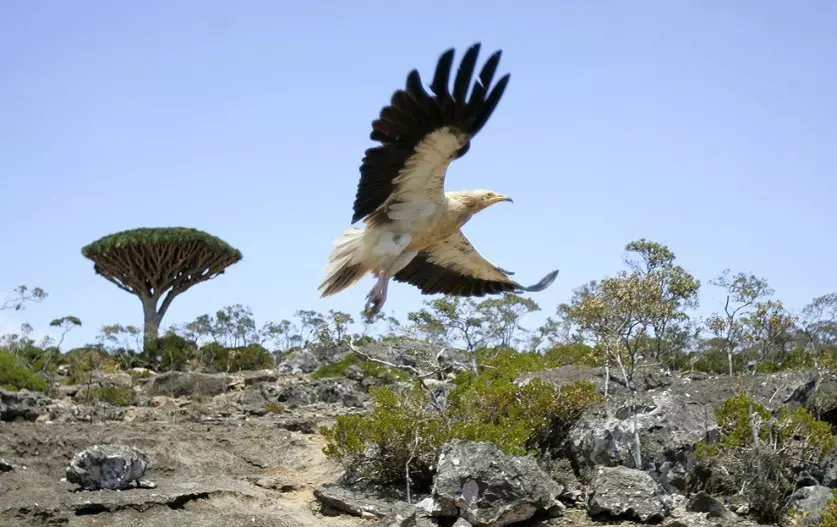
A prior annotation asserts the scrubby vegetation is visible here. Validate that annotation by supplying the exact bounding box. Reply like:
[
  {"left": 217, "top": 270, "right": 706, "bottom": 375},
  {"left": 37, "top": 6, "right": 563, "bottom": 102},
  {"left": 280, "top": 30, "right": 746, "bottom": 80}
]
[
  {"left": 695, "top": 393, "right": 835, "bottom": 522},
  {"left": 0, "top": 349, "right": 48, "bottom": 392},
  {"left": 320, "top": 348, "right": 603, "bottom": 490},
  {"left": 312, "top": 352, "right": 410, "bottom": 382}
]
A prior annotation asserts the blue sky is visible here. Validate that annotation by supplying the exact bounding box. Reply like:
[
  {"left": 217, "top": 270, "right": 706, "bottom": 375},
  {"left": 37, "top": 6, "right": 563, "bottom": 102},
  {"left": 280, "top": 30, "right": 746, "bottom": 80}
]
[{"left": 1, "top": 0, "right": 835, "bottom": 350}]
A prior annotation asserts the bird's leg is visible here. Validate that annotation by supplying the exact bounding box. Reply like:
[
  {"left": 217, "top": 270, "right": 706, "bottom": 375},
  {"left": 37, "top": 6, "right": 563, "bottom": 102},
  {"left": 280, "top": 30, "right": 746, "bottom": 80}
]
[{"left": 363, "top": 273, "right": 390, "bottom": 322}]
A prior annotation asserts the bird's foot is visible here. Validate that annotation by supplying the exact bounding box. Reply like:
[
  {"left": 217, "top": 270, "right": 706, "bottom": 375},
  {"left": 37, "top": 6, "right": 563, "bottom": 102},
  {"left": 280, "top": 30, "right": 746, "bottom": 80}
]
[{"left": 363, "top": 282, "right": 388, "bottom": 322}]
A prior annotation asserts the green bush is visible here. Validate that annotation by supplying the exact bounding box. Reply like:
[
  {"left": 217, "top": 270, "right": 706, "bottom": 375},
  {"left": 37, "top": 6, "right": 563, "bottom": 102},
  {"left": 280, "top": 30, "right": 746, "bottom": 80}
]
[
  {"left": 78, "top": 385, "right": 134, "bottom": 406},
  {"left": 320, "top": 348, "right": 603, "bottom": 490},
  {"left": 321, "top": 384, "right": 447, "bottom": 488},
  {"left": 818, "top": 490, "right": 837, "bottom": 527},
  {"left": 542, "top": 342, "right": 602, "bottom": 367},
  {"left": 312, "top": 353, "right": 409, "bottom": 382},
  {"left": 200, "top": 342, "right": 273, "bottom": 372},
  {"left": 0, "top": 350, "right": 47, "bottom": 392},
  {"left": 694, "top": 393, "right": 835, "bottom": 523},
  {"left": 147, "top": 334, "right": 195, "bottom": 372}
]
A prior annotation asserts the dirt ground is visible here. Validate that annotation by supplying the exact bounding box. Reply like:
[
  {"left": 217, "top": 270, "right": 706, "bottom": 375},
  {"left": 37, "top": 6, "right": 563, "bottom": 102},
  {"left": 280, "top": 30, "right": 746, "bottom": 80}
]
[{"left": 0, "top": 414, "right": 367, "bottom": 527}]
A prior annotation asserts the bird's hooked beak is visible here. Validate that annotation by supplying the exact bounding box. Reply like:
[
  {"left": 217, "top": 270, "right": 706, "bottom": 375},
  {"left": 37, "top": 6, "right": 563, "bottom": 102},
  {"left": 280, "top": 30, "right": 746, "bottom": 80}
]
[{"left": 497, "top": 195, "right": 513, "bottom": 204}]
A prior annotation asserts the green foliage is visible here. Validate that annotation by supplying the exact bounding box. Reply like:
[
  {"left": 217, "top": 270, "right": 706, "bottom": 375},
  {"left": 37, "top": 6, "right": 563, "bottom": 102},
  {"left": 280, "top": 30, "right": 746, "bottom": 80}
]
[
  {"left": 320, "top": 348, "right": 603, "bottom": 489},
  {"left": 321, "top": 385, "right": 448, "bottom": 488},
  {"left": 0, "top": 350, "right": 47, "bottom": 392},
  {"left": 713, "top": 393, "right": 772, "bottom": 450},
  {"left": 406, "top": 293, "right": 541, "bottom": 352},
  {"left": 543, "top": 342, "right": 602, "bottom": 367},
  {"left": 148, "top": 334, "right": 196, "bottom": 372},
  {"left": 311, "top": 353, "right": 409, "bottom": 382},
  {"left": 818, "top": 490, "right": 837, "bottom": 527},
  {"left": 79, "top": 385, "right": 134, "bottom": 406},
  {"left": 694, "top": 393, "right": 835, "bottom": 522},
  {"left": 559, "top": 239, "right": 700, "bottom": 372},
  {"left": 200, "top": 342, "right": 273, "bottom": 372},
  {"left": 81, "top": 227, "right": 241, "bottom": 259}
]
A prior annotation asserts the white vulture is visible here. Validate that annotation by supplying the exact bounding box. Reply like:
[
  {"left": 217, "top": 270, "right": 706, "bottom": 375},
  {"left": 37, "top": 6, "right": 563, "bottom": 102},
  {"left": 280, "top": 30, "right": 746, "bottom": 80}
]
[{"left": 319, "top": 42, "right": 559, "bottom": 320}]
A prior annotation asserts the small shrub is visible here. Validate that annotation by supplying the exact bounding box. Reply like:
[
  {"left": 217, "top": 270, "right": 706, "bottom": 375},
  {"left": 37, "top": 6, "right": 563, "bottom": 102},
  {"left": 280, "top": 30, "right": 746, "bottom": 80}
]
[
  {"left": 312, "top": 353, "right": 409, "bottom": 382},
  {"left": 321, "top": 384, "right": 447, "bottom": 489},
  {"left": 694, "top": 393, "right": 836, "bottom": 523},
  {"left": 128, "top": 369, "right": 151, "bottom": 382},
  {"left": 201, "top": 342, "right": 273, "bottom": 373},
  {"left": 148, "top": 334, "right": 195, "bottom": 372},
  {"left": 265, "top": 402, "right": 284, "bottom": 414},
  {"left": 0, "top": 350, "right": 47, "bottom": 392},
  {"left": 80, "top": 385, "right": 134, "bottom": 406},
  {"left": 543, "top": 342, "right": 602, "bottom": 367}
]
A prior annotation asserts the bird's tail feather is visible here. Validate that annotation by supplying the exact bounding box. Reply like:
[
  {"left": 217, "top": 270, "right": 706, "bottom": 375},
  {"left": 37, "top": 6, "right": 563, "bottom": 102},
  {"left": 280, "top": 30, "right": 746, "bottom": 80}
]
[{"left": 319, "top": 227, "right": 369, "bottom": 297}]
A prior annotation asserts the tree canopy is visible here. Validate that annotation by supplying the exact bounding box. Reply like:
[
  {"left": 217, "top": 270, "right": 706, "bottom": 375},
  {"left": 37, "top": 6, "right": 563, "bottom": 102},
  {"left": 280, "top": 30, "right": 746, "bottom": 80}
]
[{"left": 81, "top": 227, "right": 242, "bottom": 349}]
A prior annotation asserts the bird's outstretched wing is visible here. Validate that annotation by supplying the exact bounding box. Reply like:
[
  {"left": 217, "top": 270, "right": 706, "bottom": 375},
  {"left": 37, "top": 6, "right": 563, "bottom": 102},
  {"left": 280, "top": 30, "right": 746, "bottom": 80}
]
[
  {"left": 393, "top": 230, "right": 559, "bottom": 297},
  {"left": 352, "top": 42, "right": 511, "bottom": 224}
]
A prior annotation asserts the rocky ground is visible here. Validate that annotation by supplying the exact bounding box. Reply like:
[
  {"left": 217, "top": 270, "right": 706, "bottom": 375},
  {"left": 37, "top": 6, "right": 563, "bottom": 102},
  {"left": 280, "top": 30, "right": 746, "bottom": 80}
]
[
  {"left": 3, "top": 342, "right": 837, "bottom": 527},
  {"left": 0, "top": 400, "right": 366, "bottom": 526}
]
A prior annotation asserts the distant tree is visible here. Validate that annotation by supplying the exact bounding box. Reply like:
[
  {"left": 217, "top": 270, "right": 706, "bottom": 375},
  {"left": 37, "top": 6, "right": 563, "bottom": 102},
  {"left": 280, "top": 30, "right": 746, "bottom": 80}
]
[
  {"left": 50, "top": 316, "right": 82, "bottom": 350},
  {"left": 705, "top": 270, "right": 773, "bottom": 377},
  {"left": 1, "top": 284, "right": 47, "bottom": 311},
  {"left": 315, "top": 310, "right": 355, "bottom": 345},
  {"left": 622, "top": 239, "right": 701, "bottom": 366},
  {"left": 560, "top": 239, "right": 699, "bottom": 468},
  {"left": 798, "top": 293, "right": 837, "bottom": 360},
  {"left": 212, "top": 304, "right": 258, "bottom": 347},
  {"left": 741, "top": 300, "right": 796, "bottom": 371},
  {"left": 407, "top": 297, "right": 485, "bottom": 354},
  {"left": 259, "top": 319, "right": 292, "bottom": 351},
  {"left": 81, "top": 227, "right": 242, "bottom": 350},
  {"left": 477, "top": 293, "right": 541, "bottom": 350},
  {"left": 294, "top": 309, "right": 326, "bottom": 345},
  {"left": 97, "top": 323, "right": 143, "bottom": 369}
]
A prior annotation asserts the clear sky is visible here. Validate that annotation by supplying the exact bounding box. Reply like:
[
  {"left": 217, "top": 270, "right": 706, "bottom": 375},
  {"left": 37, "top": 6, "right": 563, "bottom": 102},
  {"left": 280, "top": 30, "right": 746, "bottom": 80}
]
[{"left": 1, "top": 0, "right": 835, "bottom": 350}]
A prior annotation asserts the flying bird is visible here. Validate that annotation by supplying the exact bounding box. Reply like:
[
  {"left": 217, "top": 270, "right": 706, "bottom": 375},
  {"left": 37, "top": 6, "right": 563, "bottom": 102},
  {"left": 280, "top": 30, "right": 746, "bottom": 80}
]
[{"left": 319, "top": 42, "right": 559, "bottom": 321}]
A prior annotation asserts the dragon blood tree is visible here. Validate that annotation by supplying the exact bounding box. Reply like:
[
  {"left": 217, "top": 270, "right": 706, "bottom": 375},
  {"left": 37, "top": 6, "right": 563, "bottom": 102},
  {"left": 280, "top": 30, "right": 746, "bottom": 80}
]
[{"left": 82, "top": 227, "right": 242, "bottom": 349}]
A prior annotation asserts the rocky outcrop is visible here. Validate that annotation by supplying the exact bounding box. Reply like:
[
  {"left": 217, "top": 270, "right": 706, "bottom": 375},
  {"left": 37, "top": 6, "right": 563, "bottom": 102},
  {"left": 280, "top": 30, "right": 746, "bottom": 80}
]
[
  {"left": 277, "top": 349, "right": 320, "bottom": 374},
  {"left": 430, "top": 440, "right": 564, "bottom": 526},
  {"left": 787, "top": 486, "right": 835, "bottom": 526},
  {"left": 65, "top": 444, "right": 151, "bottom": 490},
  {"left": 143, "top": 371, "right": 232, "bottom": 398},
  {"left": 587, "top": 465, "right": 672, "bottom": 522},
  {"left": 0, "top": 388, "right": 48, "bottom": 421},
  {"left": 525, "top": 367, "right": 836, "bottom": 493}
]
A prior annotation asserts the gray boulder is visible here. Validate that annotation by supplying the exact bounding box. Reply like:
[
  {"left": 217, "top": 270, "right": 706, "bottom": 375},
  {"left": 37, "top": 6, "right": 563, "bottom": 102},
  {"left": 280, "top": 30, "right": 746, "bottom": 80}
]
[
  {"left": 66, "top": 444, "right": 150, "bottom": 490},
  {"left": 587, "top": 465, "right": 671, "bottom": 522},
  {"left": 526, "top": 366, "right": 828, "bottom": 492},
  {"left": 432, "top": 440, "right": 563, "bottom": 526},
  {"left": 143, "top": 371, "right": 231, "bottom": 398},
  {"left": 686, "top": 491, "right": 729, "bottom": 519},
  {"left": 0, "top": 388, "right": 48, "bottom": 422},
  {"left": 787, "top": 485, "right": 835, "bottom": 526},
  {"left": 271, "top": 378, "right": 368, "bottom": 408},
  {"left": 277, "top": 349, "right": 319, "bottom": 374}
]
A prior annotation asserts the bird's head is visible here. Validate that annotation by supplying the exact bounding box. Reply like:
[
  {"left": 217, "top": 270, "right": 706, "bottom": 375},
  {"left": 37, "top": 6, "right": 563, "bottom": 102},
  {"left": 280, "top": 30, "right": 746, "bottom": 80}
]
[
  {"left": 471, "top": 189, "right": 513, "bottom": 211},
  {"left": 448, "top": 189, "right": 513, "bottom": 216}
]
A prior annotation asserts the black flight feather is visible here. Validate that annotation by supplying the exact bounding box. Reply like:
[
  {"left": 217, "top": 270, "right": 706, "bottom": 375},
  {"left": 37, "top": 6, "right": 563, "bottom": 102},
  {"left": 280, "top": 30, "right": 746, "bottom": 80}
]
[{"left": 352, "top": 42, "right": 511, "bottom": 223}]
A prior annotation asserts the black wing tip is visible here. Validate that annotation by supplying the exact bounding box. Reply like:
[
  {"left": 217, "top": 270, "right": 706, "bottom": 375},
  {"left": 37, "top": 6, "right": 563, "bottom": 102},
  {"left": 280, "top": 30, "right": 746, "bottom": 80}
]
[{"left": 517, "top": 269, "right": 560, "bottom": 293}]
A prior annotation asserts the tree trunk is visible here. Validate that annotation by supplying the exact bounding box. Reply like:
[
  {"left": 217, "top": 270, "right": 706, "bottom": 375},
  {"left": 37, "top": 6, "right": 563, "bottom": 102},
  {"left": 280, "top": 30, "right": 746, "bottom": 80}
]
[
  {"left": 141, "top": 297, "right": 162, "bottom": 351},
  {"left": 727, "top": 349, "right": 734, "bottom": 377}
]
